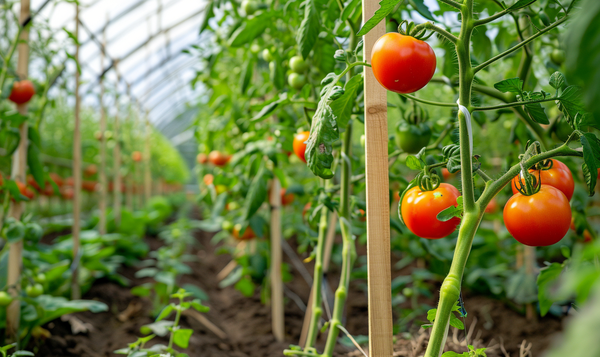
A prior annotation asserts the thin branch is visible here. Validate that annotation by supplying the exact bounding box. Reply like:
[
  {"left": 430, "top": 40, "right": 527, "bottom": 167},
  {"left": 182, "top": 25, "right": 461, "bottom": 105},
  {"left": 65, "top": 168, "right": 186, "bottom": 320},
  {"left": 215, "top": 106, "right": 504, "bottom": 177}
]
[
  {"left": 475, "top": 169, "right": 492, "bottom": 182},
  {"left": 422, "top": 22, "right": 459, "bottom": 44},
  {"left": 472, "top": 96, "right": 556, "bottom": 112},
  {"left": 473, "top": 16, "right": 567, "bottom": 73},
  {"left": 399, "top": 93, "right": 457, "bottom": 108}
]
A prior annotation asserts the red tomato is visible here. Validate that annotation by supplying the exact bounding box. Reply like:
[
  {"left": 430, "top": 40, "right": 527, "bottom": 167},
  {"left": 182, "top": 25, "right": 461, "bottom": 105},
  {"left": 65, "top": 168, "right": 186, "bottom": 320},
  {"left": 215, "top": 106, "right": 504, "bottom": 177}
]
[
  {"left": 27, "top": 175, "right": 41, "bottom": 191},
  {"left": 293, "top": 131, "right": 310, "bottom": 163},
  {"left": 485, "top": 197, "right": 499, "bottom": 214},
  {"left": 60, "top": 186, "right": 74, "bottom": 200},
  {"left": 84, "top": 164, "right": 97, "bottom": 177},
  {"left": 511, "top": 159, "right": 574, "bottom": 201},
  {"left": 358, "top": 208, "right": 366, "bottom": 222},
  {"left": 281, "top": 188, "right": 294, "bottom": 206},
  {"left": 583, "top": 230, "right": 593, "bottom": 243},
  {"left": 394, "top": 191, "right": 401, "bottom": 202},
  {"left": 49, "top": 173, "right": 63, "bottom": 187},
  {"left": 371, "top": 33, "right": 436, "bottom": 94},
  {"left": 197, "top": 153, "right": 208, "bottom": 164},
  {"left": 203, "top": 174, "right": 214, "bottom": 186},
  {"left": 503, "top": 185, "right": 571, "bottom": 246},
  {"left": 233, "top": 225, "right": 257, "bottom": 241},
  {"left": 208, "top": 151, "right": 230, "bottom": 167},
  {"left": 82, "top": 181, "right": 98, "bottom": 192},
  {"left": 132, "top": 151, "right": 142, "bottom": 162},
  {"left": 302, "top": 202, "right": 311, "bottom": 219},
  {"left": 441, "top": 168, "right": 452, "bottom": 181},
  {"left": 16, "top": 181, "right": 35, "bottom": 200},
  {"left": 8, "top": 80, "right": 35, "bottom": 104},
  {"left": 401, "top": 183, "right": 461, "bottom": 239}
]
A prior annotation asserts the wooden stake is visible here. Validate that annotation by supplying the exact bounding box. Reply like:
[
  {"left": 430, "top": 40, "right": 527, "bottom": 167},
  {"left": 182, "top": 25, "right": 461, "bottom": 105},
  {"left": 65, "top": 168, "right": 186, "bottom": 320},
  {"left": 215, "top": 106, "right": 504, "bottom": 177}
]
[
  {"left": 98, "top": 17, "right": 108, "bottom": 235},
  {"left": 6, "top": 0, "right": 30, "bottom": 338},
  {"left": 144, "top": 116, "right": 151, "bottom": 203},
  {"left": 269, "top": 178, "right": 284, "bottom": 342},
  {"left": 363, "top": 0, "right": 393, "bottom": 354},
  {"left": 299, "top": 211, "right": 337, "bottom": 347},
  {"left": 113, "top": 63, "right": 122, "bottom": 225},
  {"left": 524, "top": 246, "right": 537, "bottom": 321},
  {"left": 71, "top": 3, "right": 82, "bottom": 300}
]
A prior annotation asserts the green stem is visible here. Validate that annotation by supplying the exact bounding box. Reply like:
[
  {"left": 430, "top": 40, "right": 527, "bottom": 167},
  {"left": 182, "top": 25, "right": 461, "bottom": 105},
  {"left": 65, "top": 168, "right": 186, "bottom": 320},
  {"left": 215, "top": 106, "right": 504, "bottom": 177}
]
[
  {"left": 475, "top": 169, "right": 492, "bottom": 182},
  {"left": 399, "top": 93, "right": 457, "bottom": 108},
  {"left": 473, "top": 16, "right": 567, "bottom": 73},
  {"left": 0, "top": 22, "right": 25, "bottom": 90},
  {"left": 167, "top": 301, "right": 183, "bottom": 351},
  {"left": 438, "top": 0, "right": 462, "bottom": 10},
  {"left": 303, "top": 191, "right": 329, "bottom": 350},
  {"left": 472, "top": 96, "right": 557, "bottom": 111},
  {"left": 322, "top": 123, "right": 354, "bottom": 357}
]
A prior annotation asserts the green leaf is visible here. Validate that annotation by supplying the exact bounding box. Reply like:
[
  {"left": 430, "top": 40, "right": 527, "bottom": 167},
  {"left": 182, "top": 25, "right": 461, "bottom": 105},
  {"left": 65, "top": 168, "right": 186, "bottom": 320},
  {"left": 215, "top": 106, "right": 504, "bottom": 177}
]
[
  {"left": 357, "top": 0, "right": 404, "bottom": 36},
  {"left": 330, "top": 74, "right": 363, "bottom": 130},
  {"left": 199, "top": 0, "right": 215, "bottom": 33},
  {"left": 229, "top": 12, "right": 273, "bottom": 47},
  {"left": 5, "top": 179, "right": 27, "bottom": 201},
  {"left": 251, "top": 95, "right": 289, "bottom": 122},
  {"left": 141, "top": 320, "right": 173, "bottom": 337},
  {"left": 27, "top": 143, "right": 45, "bottom": 189},
  {"left": 297, "top": 0, "right": 320, "bottom": 59},
  {"left": 409, "top": 0, "right": 435, "bottom": 21},
  {"left": 449, "top": 314, "right": 465, "bottom": 330},
  {"left": 240, "top": 57, "right": 254, "bottom": 94},
  {"left": 426, "top": 308, "right": 437, "bottom": 322},
  {"left": 508, "top": 0, "right": 537, "bottom": 10},
  {"left": 493, "top": 78, "right": 523, "bottom": 94},
  {"left": 234, "top": 276, "right": 255, "bottom": 297},
  {"left": 437, "top": 196, "right": 463, "bottom": 222},
  {"left": 580, "top": 133, "right": 600, "bottom": 196},
  {"left": 549, "top": 72, "right": 566, "bottom": 90},
  {"left": 191, "top": 299, "right": 210, "bottom": 313},
  {"left": 242, "top": 163, "right": 268, "bottom": 222},
  {"left": 173, "top": 328, "right": 194, "bottom": 349},
  {"left": 3, "top": 219, "right": 25, "bottom": 243},
  {"left": 524, "top": 102, "right": 549, "bottom": 124},
  {"left": 405, "top": 156, "right": 424, "bottom": 170},
  {"left": 442, "top": 352, "right": 466, "bottom": 357},
  {"left": 537, "top": 262, "right": 564, "bottom": 317},
  {"left": 557, "top": 86, "right": 586, "bottom": 122},
  {"left": 156, "top": 304, "right": 175, "bottom": 321}
]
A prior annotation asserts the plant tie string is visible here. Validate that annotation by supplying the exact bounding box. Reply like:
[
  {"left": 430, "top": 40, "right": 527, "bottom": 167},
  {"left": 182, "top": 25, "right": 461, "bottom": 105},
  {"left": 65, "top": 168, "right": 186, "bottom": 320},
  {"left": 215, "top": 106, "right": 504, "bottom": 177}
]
[{"left": 456, "top": 99, "right": 473, "bottom": 165}]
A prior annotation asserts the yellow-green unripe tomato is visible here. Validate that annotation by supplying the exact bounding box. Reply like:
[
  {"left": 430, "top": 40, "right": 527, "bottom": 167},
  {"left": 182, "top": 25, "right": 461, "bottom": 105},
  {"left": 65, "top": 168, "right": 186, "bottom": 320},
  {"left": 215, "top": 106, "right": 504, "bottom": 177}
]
[
  {"left": 550, "top": 49, "right": 565, "bottom": 66},
  {"left": 241, "top": 0, "right": 258, "bottom": 15},
  {"left": 402, "top": 287, "right": 413, "bottom": 297},
  {"left": 288, "top": 73, "right": 306, "bottom": 90},
  {"left": 289, "top": 56, "right": 309, "bottom": 73},
  {"left": 250, "top": 43, "right": 261, "bottom": 54},
  {"left": 0, "top": 291, "right": 12, "bottom": 306},
  {"left": 222, "top": 220, "right": 234, "bottom": 232},
  {"left": 262, "top": 49, "right": 273, "bottom": 62},
  {"left": 26, "top": 283, "right": 43, "bottom": 298}
]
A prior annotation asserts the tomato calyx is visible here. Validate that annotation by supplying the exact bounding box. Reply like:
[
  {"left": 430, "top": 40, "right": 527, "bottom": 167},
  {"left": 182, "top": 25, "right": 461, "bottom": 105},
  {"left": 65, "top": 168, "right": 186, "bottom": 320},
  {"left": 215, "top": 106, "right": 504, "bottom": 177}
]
[
  {"left": 396, "top": 20, "right": 434, "bottom": 41},
  {"left": 513, "top": 163, "right": 542, "bottom": 196}
]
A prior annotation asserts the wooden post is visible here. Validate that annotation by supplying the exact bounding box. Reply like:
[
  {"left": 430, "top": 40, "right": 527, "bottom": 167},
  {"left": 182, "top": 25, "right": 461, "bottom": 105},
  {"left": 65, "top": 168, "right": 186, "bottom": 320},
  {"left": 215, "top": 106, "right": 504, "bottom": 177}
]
[
  {"left": 113, "top": 63, "right": 122, "bottom": 225},
  {"left": 6, "top": 0, "right": 30, "bottom": 338},
  {"left": 363, "top": 0, "right": 393, "bottom": 354},
  {"left": 144, "top": 116, "right": 151, "bottom": 203},
  {"left": 98, "top": 18, "right": 108, "bottom": 235},
  {"left": 71, "top": 3, "right": 82, "bottom": 300},
  {"left": 524, "top": 246, "right": 537, "bottom": 320},
  {"left": 269, "top": 178, "right": 284, "bottom": 341}
]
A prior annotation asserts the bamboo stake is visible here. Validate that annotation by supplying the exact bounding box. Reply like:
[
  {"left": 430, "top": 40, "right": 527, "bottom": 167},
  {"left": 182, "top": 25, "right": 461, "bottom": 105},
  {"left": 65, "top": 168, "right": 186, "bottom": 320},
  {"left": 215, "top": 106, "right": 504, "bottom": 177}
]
[
  {"left": 98, "top": 17, "right": 108, "bottom": 235},
  {"left": 113, "top": 62, "right": 122, "bottom": 225},
  {"left": 144, "top": 116, "right": 151, "bottom": 203},
  {"left": 71, "top": 3, "right": 82, "bottom": 300},
  {"left": 270, "top": 178, "right": 284, "bottom": 342},
  {"left": 524, "top": 246, "right": 537, "bottom": 321},
  {"left": 6, "top": 0, "right": 30, "bottom": 338},
  {"left": 363, "top": 0, "right": 393, "bottom": 353},
  {"left": 299, "top": 211, "right": 337, "bottom": 347}
]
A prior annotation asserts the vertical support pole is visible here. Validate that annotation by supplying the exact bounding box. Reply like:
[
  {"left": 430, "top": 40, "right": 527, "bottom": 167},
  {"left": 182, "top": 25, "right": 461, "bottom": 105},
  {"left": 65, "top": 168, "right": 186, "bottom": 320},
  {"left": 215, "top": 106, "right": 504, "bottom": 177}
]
[
  {"left": 362, "top": 0, "right": 393, "bottom": 354},
  {"left": 269, "top": 178, "right": 284, "bottom": 342},
  {"left": 98, "top": 17, "right": 108, "bottom": 235},
  {"left": 144, "top": 115, "right": 152, "bottom": 203},
  {"left": 71, "top": 3, "right": 82, "bottom": 300},
  {"left": 524, "top": 246, "right": 536, "bottom": 320},
  {"left": 113, "top": 64, "right": 122, "bottom": 225},
  {"left": 6, "top": 0, "right": 30, "bottom": 339}
]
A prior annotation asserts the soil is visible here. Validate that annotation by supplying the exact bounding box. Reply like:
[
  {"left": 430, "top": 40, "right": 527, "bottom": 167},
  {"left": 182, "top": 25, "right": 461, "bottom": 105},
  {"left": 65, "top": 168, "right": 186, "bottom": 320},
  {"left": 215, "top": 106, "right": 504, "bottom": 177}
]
[{"left": 31, "top": 221, "right": 564, "bottom": 357}]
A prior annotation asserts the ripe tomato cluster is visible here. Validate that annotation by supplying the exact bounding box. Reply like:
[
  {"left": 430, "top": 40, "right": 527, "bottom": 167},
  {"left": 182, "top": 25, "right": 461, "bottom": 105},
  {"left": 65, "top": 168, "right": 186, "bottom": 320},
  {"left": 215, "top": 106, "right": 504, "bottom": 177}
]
[{"left": 504, "top": 160, "right": 574, "bottom": 247}]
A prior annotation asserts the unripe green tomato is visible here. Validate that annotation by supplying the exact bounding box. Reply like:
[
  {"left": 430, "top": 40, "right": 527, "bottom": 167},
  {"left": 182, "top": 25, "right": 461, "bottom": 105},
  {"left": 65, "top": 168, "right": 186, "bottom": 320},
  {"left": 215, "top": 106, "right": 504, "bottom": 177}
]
[
  {"left": 250, "top": 43, "right": 261, "bottom": 54},
  {"left": 227, "top": 201, "right": 241, "bottom": 210},
  {"left": 550, "top": 49, "right": 565, "bottom": 66},
  {"left": 140, "top": 326, "right": 152, "bottom": 335},
  {"left": 0, "top": 291, "right": 13, "bottom": 306},
  {"left": 396, "top": 122, "right": 431, "bottom": 154},
  {"left": 360, "top": 134, "right": 365, "bottom": 147},
  {"left": 402, "top": 287, "right": 413, "bottom": 297},
  {"left": 241, "top": 0, "right": 258, "bottom": 15},
  {"left": 222, "top": 220, "right": 234, "bottom": 232},
  {"left": 262, "top": 49, "right": 273, "bottom": 62},
  {"left": 34, "top": 273, "right": 46, "bottom": 284},
  {"left": 288, "top": 73, "right": 306, "bottom": 90},
  {"left": 269, "top": 61, "right": 276, "bottom": 73},
  {"left": 289, "top": 56, "right": 308, "bottom": 73},
  {"left": 104, "top": 130, "right": 113, "bottom": 140},
  {"left": 172, "top": 228, "right": 182, "bottom": 238},
  {"left": 26, "top": 283, "right": 44, "bottom": 298}
]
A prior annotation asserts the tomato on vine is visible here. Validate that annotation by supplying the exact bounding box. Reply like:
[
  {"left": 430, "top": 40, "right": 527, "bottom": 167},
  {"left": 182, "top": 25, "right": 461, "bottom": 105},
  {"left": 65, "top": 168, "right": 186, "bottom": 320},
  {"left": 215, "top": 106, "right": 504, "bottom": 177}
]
[
  {"left": 233, "top": 224, "right": 257, "bottom": 241},
  {"left": 288, "top": 73, "right": 306, "bottom": 90},
  {"left": 401, "top": 183, "right": 461, "bottom": 239},
  {"left": 511, "top": 159, "right": 574, "bottom": 201},
  {"left": 371, "top": 33, "right": 436, "bottom": 94},
  {"left": 197, "top": 153, "right": 208, "bottom": 164},
  {"left": 208, "top": 151, "right": 230, "bottom": 167},
  {"left": 293, "top": 131, "right": 310, "bottom": 163},
  {"left": 8, "top": 80, "right": 35, "bottom": 104},
  {"left": 504, "top": 185, "right": 571, "bottom": 246},
  {"left": 484, "top": 197, "right": 499, "bottom": 214},
  {"left": 26, "top": 283, "right": 44, "bottom": 298},
  {"left": 0, "top": 291, "right": 12, "bottom": 306},
  {"left": 132, "top": 151, "right": 142, "bottom": 162},
  {"left": 289, "top": 56, "right": 308, "bottom": 73}
]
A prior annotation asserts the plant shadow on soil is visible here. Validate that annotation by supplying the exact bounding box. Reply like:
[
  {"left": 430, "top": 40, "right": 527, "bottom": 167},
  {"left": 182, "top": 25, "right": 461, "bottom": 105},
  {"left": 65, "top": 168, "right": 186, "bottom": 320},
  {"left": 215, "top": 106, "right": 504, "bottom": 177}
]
[{"left": 31, "top": 221, "right": 563, "bottom": 357}]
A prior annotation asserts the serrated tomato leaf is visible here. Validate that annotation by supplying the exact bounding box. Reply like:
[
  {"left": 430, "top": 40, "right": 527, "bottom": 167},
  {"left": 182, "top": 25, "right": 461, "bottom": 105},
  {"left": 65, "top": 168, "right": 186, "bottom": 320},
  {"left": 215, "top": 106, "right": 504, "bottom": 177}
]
[
  {"left": 297, "top": 0, "right": 320, "bottom": 59},
  {"left": 357, "top": 0, "right": 404, "bottom": 36},
  {"left": 330, "top": 74, "right": 363, "bottom": 131}
]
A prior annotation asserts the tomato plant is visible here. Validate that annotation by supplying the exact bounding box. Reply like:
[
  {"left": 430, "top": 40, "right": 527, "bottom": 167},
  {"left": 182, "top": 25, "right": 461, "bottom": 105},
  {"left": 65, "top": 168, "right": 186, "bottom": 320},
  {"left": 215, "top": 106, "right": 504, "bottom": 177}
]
[
  {"left": 208, "top": 151, "right": 230, "bottom": 167},
  {"left": 8, "top": 80, "right": 35, "bottom": 104},
  {"left": 511, "top": 159, "right": 574, "bottom": 201}
]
